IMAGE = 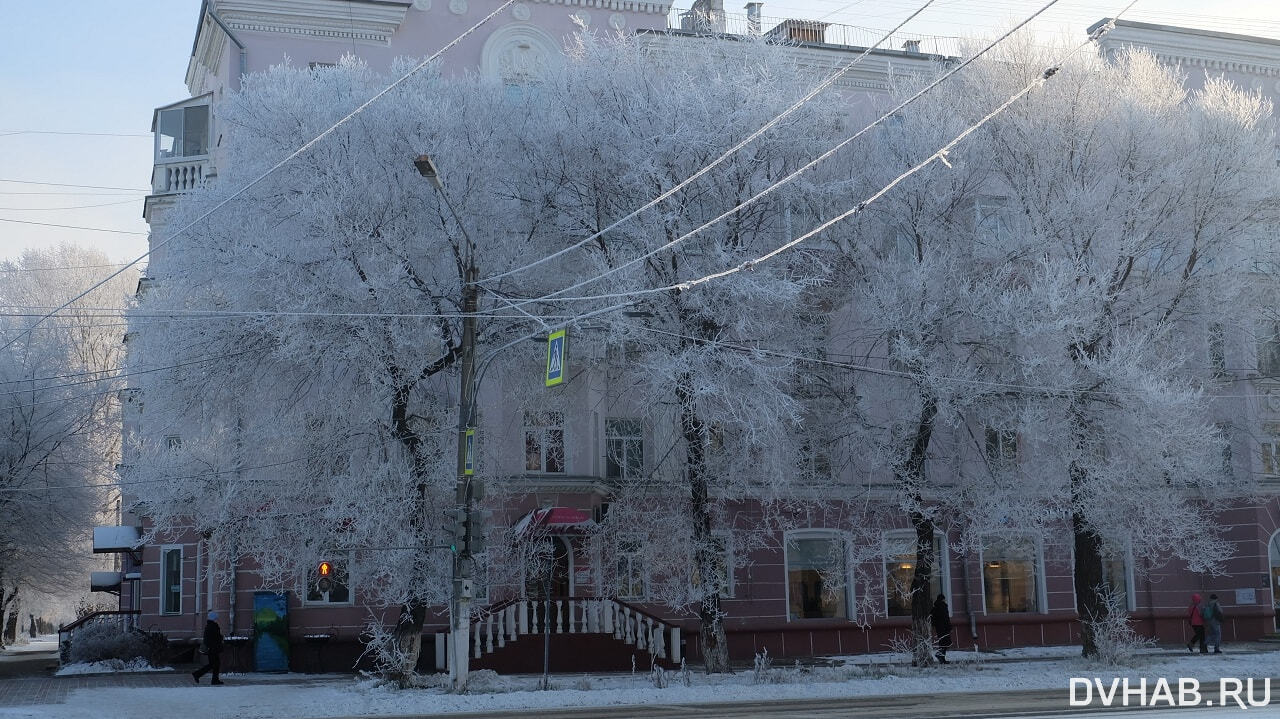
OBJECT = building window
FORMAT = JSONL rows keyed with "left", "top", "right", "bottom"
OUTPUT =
{"left": 1258, "top": 323, "right": 1280, "bottom": 377}
{"left": 164, "top": 435, "right": 182, "bottom": 451}
{"left": 1208, "top": 323, "right": 1226, "bottom": 377}
{"left": 616, "top": 539, "right": 645, "bottom": 600}
{"left": 156, "top": 105, "right": 209, "bottom": 160}
{"left": 786, "top": 533, "right": 847, "bottom": 620}
{"left": 1261, "top": 422, "right": 1280, "bottom": 477}
{"left": 981, "top": 537, "right": 1041, "bottom": 614}
{"left": 973, "top": 197, "right": 1009, "bottom": 244}
{"left": 161, "top": 546, "right": 182, "bottom": 615}
{"left": 1100, "top": 553, "right": 1135, "bottom": 612}
{"left": 305, "top": 557, "right": 351, "bottom": 604}
{"left": 524, "top": 411, "right": 564, "bottom": 473}
{"left": 884, "top": 531, "right": 946, "bottom": 617}
{"left": 605, "top": 418, "right": 643, "bottom": 479}
{"left": 985, "top": 427, "right": 1018, "bottom": 469}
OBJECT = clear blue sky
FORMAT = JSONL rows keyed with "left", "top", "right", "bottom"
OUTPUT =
{"left": 0, "top": 1, "right": 200, "bottom": 262}
{"left": 1, "top": 0, "right": 1277, "bottom": 264}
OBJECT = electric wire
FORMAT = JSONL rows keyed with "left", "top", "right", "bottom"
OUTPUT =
{"left": 476, "top": 0, "right": 943, "bottom": 285}
{"left": 0, "top": 179, "right": 150, "bottom": 191}
{"left": 0, "top": 218, "right": 146, "bottom": 234}
{"left": 506, "top": 0, "right": 1073, "bottom": 309}
{"left": 0, "top": 0, "right": 518, "bottom": 357}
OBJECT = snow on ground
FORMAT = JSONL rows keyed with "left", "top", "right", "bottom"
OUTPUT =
{"left": 0, "top": 637, "right": 58, "bottom": 656}
{"left": 54, "top": 659, "right": 173, "bottom": 676}
{"left": 829, "top": 643, "right": 1167, "bottom": 665}
{"left": 3, "top": 649, "right": 1280, "bottom": 719}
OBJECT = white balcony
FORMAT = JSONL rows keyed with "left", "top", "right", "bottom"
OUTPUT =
{"left": 149, "top": 94, "right": 212, "bottom": 197}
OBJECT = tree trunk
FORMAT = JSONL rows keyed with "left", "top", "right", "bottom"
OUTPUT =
{"left": 2, "top": 599, "right": 18, "bottom": 645}
{"left": 1071, "top": 461, "right": 1107, "bottom": 659}
{"left": 902, "top": 394, "right": 938, "bottom": 667}
{"left": 909, "top": 510, "right": 937, "bottom": 667}
{"left": 389, "top": 600, "right": 428, "bottom": 685}
{"left": 388, "top": 376, "right": 430, "bottom": 683}
{"left": 678, "top": 371, "right": 729, "bottom": 673}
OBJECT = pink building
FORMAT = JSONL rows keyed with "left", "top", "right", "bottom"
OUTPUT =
{"left": 84, "top": 4, "right": 1280, "bottom": 674}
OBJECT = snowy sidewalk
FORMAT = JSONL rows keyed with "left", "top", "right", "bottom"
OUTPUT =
{"left": 3, "top": 646, "right": 1280, "bottom": 719}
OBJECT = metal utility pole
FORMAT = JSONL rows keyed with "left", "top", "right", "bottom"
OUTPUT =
{"left": 451, "top": 264, "right": 477, "bottom": 690}
{"left": 415, "top": 154, "right": 480, "bottom": 691}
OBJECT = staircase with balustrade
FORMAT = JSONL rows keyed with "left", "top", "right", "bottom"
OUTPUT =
{"left": 438, "top": 597, "right": 682, "bottom": 674}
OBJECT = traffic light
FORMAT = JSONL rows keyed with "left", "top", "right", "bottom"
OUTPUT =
{"left": 316, "top": 561, "right": 333, "bottom": 593}
{"left": 450, "top": 508, "right": 468, "bottom": 554}
{"left": 465, "top": 509, "right": 489, "bottom": 555}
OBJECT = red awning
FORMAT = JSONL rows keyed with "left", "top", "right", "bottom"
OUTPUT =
{"left": 511, "top": 507, "right": 593, "bottom": 538}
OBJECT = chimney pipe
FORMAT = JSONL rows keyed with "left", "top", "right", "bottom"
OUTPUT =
{"left": 745, "top": 2, "right": 762, "bottom": 36}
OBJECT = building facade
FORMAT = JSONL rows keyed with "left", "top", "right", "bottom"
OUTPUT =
{"left": 87, "top": 3, "right": 1280, "bottom": 673}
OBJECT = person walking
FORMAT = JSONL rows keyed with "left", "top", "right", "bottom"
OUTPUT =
{"left": 1204, "top": 594, "right": 1225, "bottom": 654}
{"left": 1187, "top": 593, "right": 1207, "bottom": 654}
{"left": 931, "top": 593, "right": 953, "bottom": 664}
{"left": 192, "top": 611, "right": 225, "bottom": 685}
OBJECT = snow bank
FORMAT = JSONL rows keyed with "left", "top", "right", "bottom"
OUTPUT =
{"left": 55, "top": 659, "right": 173, "bottom": 676}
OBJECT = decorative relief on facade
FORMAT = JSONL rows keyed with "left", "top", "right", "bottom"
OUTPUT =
{"left": 609, "top": 13, "right": 626, "bottom": 30}
{"left": 449, "top": 0, "right": 468, "bottom": 15}
{"left": 526, "top": 0, "right": 671, "bottom": 16}
{"left": 480, "top": 23, "right": 561, "bottom": 82}
{"left": 512, "top": 2, "right": 531, "bottom": 20}
{"left": 413, "top": 0, "right": 432, "bottom": 10}
{"left": 214, "top": 1, "right": 411, "bottom": 45}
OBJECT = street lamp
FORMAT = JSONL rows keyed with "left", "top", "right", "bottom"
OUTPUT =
{"left": 413, "top": 154, "right": 443, "bottom": 190}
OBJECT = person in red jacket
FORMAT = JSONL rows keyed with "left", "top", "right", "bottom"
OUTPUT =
{"left": 1186, "top": 594, "right": 1207, "bottom": 654}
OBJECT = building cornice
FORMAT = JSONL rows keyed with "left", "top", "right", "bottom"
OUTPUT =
{"left": 1097, "top": 19, "right": 1280, "bottom": 81}
{"left": 529, "top": 0, "right": 671, "bottom": 16}
{"left": 213, "top": 0, "right": 412, "bottom": 46}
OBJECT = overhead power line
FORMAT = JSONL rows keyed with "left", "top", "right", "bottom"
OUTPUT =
{"left": 0, "top": 0, "right": 518, "bottom": 357}
{"left": 0, "top": 199, "right": 140, "bottom": 212}
{"left": 509, "top": 0, "right": 1071, "bottom": 309}
{"left": 479, "top": 0, "right": 942, "bottom": 286}
{"left": 0, "top": 218, "right": 146, "bottom": 235}
{"left": 0, "top": 130, "right": 151, "bottom": 138}
{"left": 0, "top": 179, "right": 150, "bottom": 191}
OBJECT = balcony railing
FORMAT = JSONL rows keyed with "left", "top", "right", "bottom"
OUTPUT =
{"left": 152, "top": 157, "right": 210, "bottom": 194}
{"left": 667, "top": 6, "right": 964, "bottom": 57}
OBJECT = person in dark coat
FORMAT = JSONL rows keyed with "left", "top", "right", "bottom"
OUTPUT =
{"left": 192, "top": 611, "right": 225, "bottom": 685}
{"left": 931, "top": 593, "right": 953, "bottom": 664}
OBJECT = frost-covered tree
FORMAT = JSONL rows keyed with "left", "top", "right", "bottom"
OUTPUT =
{"left": 0, "top": 245, "right": 136, "bottom": 645}
{"left": 839, "top": 45, "right": 1275, "bottom": 661}
{"left": 493, "top": 35, "right": 853, "bottom": 673}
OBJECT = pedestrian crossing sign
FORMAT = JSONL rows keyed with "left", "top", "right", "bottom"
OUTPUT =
{"left": 545, "top": 328, "right": 566, "bottom": 387}
{"left": 464, "top": 428, "right": 475, "bottom": 475}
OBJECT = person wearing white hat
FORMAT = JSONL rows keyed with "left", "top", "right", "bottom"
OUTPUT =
{"left": 192, "top": 611, "right": 225, "bottom": 685}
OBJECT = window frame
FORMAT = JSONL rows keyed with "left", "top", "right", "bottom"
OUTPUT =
{"left": 154, "top": 104, "right": 210, "bottom": 162}
{"left": 1099, "top": 546, "right": 1137, "bottom": 613}
{"left": 978, "top": 535, "right": 1046, "bottom": 615}
{"left": 604, "top": 418, "right": 644, "bottom": 480}
{"left": 160, "top": 545, "right": 183, "bottom": 615}
{"left": 882, "top": 529, "right": 950, "bottom": 617}
{"left": 524, "top": 411, "right": 565, "bottom": 474}
{"left": 783, "top": 530, "right": 851, "bottom": 622}
{"left": 615, "top": 537, "right": 646, "bottom": 601}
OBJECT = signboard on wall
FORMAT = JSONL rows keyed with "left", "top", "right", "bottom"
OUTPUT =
{"left": 1236, "top": 588, "right": 1257, "bottom": 605}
